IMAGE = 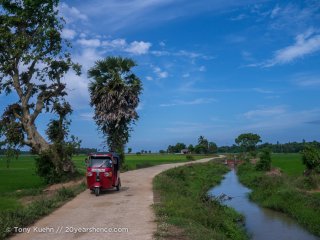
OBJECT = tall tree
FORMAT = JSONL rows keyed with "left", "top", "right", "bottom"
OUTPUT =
{"left": 197, "top": 135, "right": 209, "bottom": 154}
{"left": 208, "top": 142, "right": 218, "bottom": 154}
{"left": 235, "top": 133, "right": 261, "bottom": 156}
{"left": 88, "top": 57, "right": 142, "bottom": 164}
{"left": 0, "top": 0, "right": 80, "bottom": 173}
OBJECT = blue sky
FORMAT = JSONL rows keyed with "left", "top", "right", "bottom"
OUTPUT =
{"left": 2, "top": 0, "right": 320, "bottom": 152}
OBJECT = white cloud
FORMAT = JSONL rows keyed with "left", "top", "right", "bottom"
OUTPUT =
{"left": 61, "top": 28, "right": 77, "bottom": 40}
{"left": 63, "top": 48, "right": 103, "bottom": 109}
{"left": 146, "top": 76, "right": 153, "bottom": 81}
{"left": 153, "top": 67, "right": 168, "bottom": 79}
{"left": 77, "top": 38, "right": 101, "bottom": 47}
{"left": 265, "top": 29, "right": 320, "bottom": 67}
{"left": 125, "top": 41, "right": 152, "bottom": 55}
{"left": 160, "top": 98, "right": 216, "bottom": 107}
{"left": 59, "top": 2, "right": 88, "bottom": 23}
{"left": 102, "top": 38, "right": 127, "bottom": 49}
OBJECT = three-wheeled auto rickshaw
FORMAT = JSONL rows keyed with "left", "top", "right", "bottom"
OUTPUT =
{"left": 86, "top": 152, "right": 121, "bottom": 196}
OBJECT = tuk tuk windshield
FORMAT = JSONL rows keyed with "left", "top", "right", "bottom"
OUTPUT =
{"left": 89, "top": 157, "right": 112, "bottom": 168}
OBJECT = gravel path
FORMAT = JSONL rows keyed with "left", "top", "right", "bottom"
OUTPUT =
{"left": 11, "top": 156, "right": 222, "bottom": 240}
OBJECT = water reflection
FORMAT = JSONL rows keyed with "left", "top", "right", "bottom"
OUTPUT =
{"left": 209, "top": 170, "right": 319, "bottom": 240}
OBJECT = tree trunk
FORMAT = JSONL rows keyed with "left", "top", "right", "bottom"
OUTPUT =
{"left": 23, "top": 117, "right": 75, "bottom": 174}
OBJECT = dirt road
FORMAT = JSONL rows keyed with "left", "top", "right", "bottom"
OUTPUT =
{"left": 11, "top": 157, "right": 222, "bottom": 240}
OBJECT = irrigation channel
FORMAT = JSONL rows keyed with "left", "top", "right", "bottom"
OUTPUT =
{"left": 209, "top": 169, "right": 319, "bottom": 240}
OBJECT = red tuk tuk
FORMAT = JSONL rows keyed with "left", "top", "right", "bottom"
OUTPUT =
{"left": 86, "top": 152, "right": 121, "bottom": 196}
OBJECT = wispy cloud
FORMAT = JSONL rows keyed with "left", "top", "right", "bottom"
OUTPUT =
{"left": 75, "top": 0, "right": 268, "bottom": 32}
{"left": 79, "top": 112, "right": 93, "bottom": 121}
{"left": 179, "top": 82, "right": 275, "bottom": 94}
{"left": 293, "top": 73, "right": 320, "bottom": 87}
{"left": 59, "top": 2, "right": 88, "bottom": 23}
{"left": 242, "top": 108, "right": 320, "bottom": 131}
{"left": 77, "top": 38, "right": 101, "bottom": 47}
{"left": 265, "top": 28, "right": 320, "bottom": 67}
{"left": 153, "top": 67, "right": 168, "bottom": 79}
{"left": 125, "top": 41, "right": 152, "bottom": 55}
{"left": 151, "top": 49, "right": 213, "bottom": 60}
{"left": 76, "top": 37, "right": 152, "bottom": 55}
{"left": 243, "top": 105, "right": 287, "bottom": 119}
{"left": 61, "top": 28, "right": 77, "bottom": 40}
{"left": 160, "top": 98, "right": 216, "bottom": 107}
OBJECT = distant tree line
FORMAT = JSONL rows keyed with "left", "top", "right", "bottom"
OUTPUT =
{"left": 0, "top": 147, "right": 97, "bottom": 156}
{"left": 164, "top": 136, "right": 218, "bottom": 154}
{"left": 218, "top": 140, "right": 320, "bottom": 153}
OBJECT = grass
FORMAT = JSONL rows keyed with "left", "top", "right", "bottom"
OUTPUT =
{"left": 153, "top": 161, "right": 248, "bottom": 240}
{"left": 0, "top": 153, "right": 213, "bottom": 211}
{"left": 0, "top": 183, "right": 86, "bottom": 239}
{"left": 237, "top": 162, "right": 320, "bottom": 237}
{"left": 271, "top": 153, "right": 305, "bottom": 176}
{"left": 0, "top": 153, "right": 214, "bottom": 238}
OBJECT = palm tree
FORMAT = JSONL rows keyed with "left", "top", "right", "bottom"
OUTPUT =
{"left": 88, "top": 57, "right": 142, "bottom": 163}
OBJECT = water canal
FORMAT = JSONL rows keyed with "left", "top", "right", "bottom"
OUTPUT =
{"left": 209, "top": 169, "right": 319, "bottom": 240}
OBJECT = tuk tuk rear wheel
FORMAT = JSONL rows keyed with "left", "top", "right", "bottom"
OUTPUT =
{"left": 94, "top": 187, "right": 100, "bottom": 196}
{"left": 116, "top": 179, "right": 121, "bottom": 191}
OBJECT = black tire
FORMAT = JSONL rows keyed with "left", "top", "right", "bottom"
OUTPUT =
{"left": 116, "top": 179, "right": 121, "bottom": 191}
{"left": 95, "top": 187, "right": 100, "bottom": 196}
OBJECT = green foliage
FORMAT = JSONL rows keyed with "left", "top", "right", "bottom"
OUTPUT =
{"left": 35, "top": 150, "right": 58, "bottom": 184}
{"left": 0, "top": 183, "right": 85, "bottom": 239}
{"left": 185, "top": 154, "right": 194, "bottom": 161}
{"left": 167, "top": 143, "right": 186, "bottom": 153}
{"left": 88, "top": 56, "right": 143, "bottom": 165}
{"left": 187, "top": 144, "right": 194, "bottom": 153}
{"left": 153, "top": 162, "right": 247, "bottom": 240}
{"left": 256, "top": 148, "right": 272, "bottom": 171}
{"left": 208, "top": 142, "right": 218, "bottom": 153}
{"left": 235, "top": 133, "right": 261, "bottom": 158}
{"left": 302, "top": 145, "right": 320, "bottom": 173}
{"left": 33, "top": 101, "right": 81, "bottom": 183}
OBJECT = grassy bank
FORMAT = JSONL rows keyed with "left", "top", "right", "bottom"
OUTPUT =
{"left": 0, "top": 183, "right": 86, "bottom": 239}
{"left": 153, "top": 161, "right": 248, "bottom": 240}
{"left": 237, "top": 162, "right": 320, "bottom": 236}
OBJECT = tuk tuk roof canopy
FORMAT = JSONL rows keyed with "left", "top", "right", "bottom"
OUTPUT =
{"left": 89, "top": 152, "right": 120, "bottom": 159}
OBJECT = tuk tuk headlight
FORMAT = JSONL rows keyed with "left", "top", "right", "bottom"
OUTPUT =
{"left": 104, "top": 172, "right": 112, "bottom": 177}
{"left": 87, "top": 172, "right": 93, "bottom": 177}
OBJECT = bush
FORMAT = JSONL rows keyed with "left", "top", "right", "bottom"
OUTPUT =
{"left": 35, "top": 151, "right": 61, "bottom": 184}
{"left": 35, "top": 149, "right": 80, "bottom": 184}
{"left": 186, "top": 154, "right": 195, "bottom": 161}
{"left": 256, "top": 148, "right": 271, "bottom": 171}
{"left": 302, "top": 145, "right": 320, "bottom": 174}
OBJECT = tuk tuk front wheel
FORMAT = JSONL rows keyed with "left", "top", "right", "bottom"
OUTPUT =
{"left": 94, "top": 187, "right": 100, "bottom": 196}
